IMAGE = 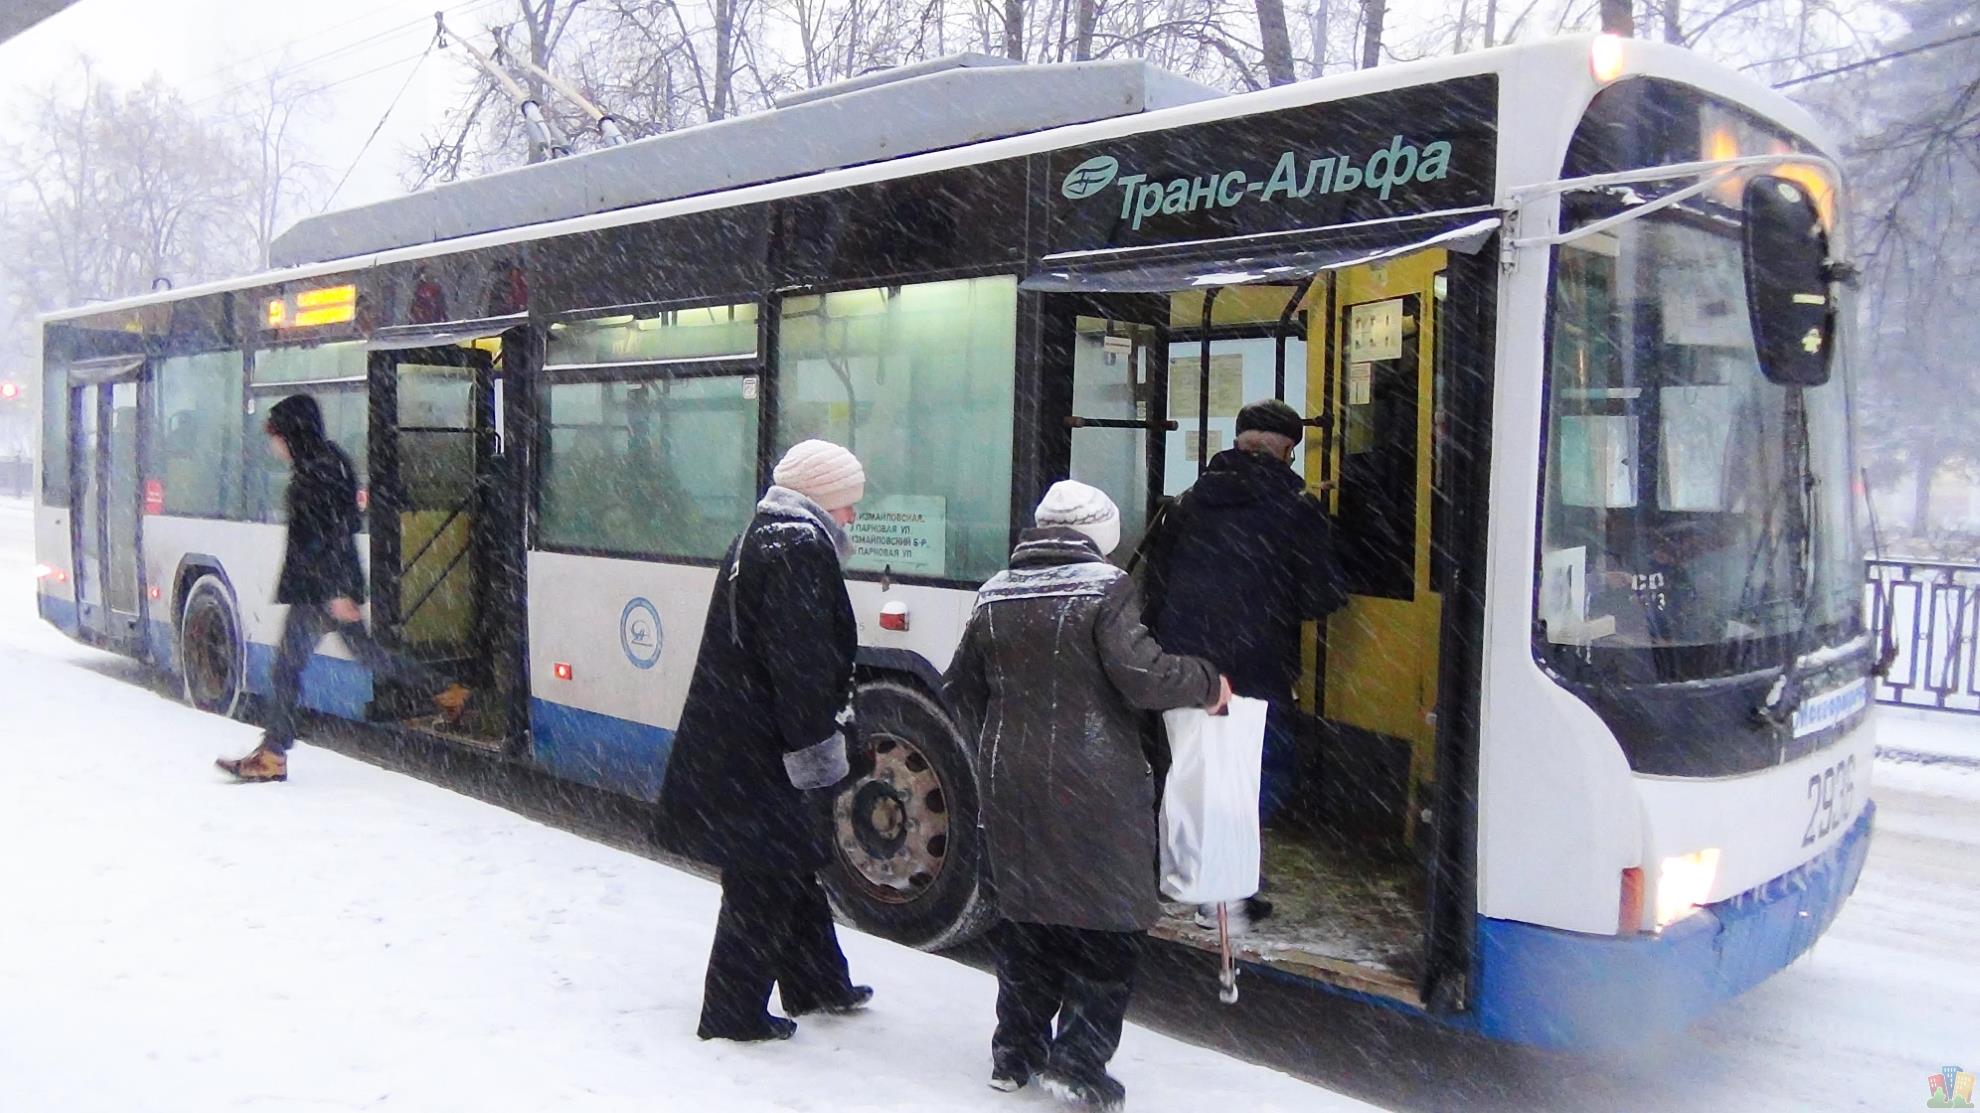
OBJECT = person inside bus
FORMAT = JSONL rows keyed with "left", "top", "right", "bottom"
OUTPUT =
{"left": 654, "top": 438, "right": 876, "bottom": 1043}
{"left": 1137, "top": 398, "right": 1347, "bottom": 933}
{"left": 216, "top": 394, "right": 471, "bottom": 783}
{"left": 944, "top": 480, "right": 1229, "bottom": 1109}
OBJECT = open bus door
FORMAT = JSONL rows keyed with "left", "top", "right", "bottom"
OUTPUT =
{"left": 1315, "top": 251, "right": 1447, "bottom": 851}
{"left": 1055, "top": 293, "right": 1174, "bottom": 561}
{"left": 367, "top": 341, "right": 506, "bottom": 745}
{"left": 66, "top": 358, "right": 146, "bottom": 654}
{"left": 1043, "top": 280, "right": 1439, "bottom": 1005}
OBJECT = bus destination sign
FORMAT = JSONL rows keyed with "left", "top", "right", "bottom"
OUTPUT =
{"left": 1047, "top": 75, "right": 1497, "bottom": 255}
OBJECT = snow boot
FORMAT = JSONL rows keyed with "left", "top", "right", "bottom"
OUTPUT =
{"left": 1038, "top": 1068, "right": 1126, "bottom": 1111}
{"left": 433, "top": 683, "right": 472, "bottom": 724}
{"left": 988, "top": 1054, "right": 1035, "bottom": 1092}
{"left": 786, "top": 985, "right": 873, "bottom": 1017}
{"left": 696, "top": 1015, "right": 797, "bottom": 1042}
{"left": 216, "top": 745, "right": 287, "bottom": 783}
{"left": 1194, "top": 897, "right": 1270, "bottom": 933}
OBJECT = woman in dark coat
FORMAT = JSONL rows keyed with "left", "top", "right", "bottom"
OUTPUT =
{"left": 655, "top": 439, "right": 873, "bottom": 1042}
{"left": 944, "top": 480, "right": 1228, "bottom": 1110}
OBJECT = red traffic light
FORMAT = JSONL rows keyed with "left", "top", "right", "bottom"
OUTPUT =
{"left": 0, "top": 381, "right": 19, "bottom": 401}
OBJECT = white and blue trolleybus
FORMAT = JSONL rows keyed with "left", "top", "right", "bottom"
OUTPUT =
{"left": 30, "top": 34, "right": 1875, "bottom": 1049}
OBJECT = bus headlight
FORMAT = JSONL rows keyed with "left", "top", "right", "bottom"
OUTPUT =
{"left": 1655, "top": 848, "right": 1722, "bottom": 928}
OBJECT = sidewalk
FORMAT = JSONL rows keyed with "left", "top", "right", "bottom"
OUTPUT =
{"left": 0, "top": 531, "right": 1361, "bottom": 1113}
{"left": 1877, "top": 707, "right": 1980, "bottom": 769}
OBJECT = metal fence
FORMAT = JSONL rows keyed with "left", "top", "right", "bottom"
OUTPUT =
{"left": 1867, "top": 558, "right": 1980, "bottom": 716}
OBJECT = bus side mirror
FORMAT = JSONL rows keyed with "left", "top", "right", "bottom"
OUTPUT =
{"left": 1741, "top": 175, "right": 1834, "bottom": 387}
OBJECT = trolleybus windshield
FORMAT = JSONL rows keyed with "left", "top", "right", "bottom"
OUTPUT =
{"left": 1537, "top": 78, "right": 1860, "bottom": 685}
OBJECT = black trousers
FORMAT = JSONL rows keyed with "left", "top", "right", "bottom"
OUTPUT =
{"left": 264, "top": 603, "right": 441, "bottom": 753}
{"left": 699, "top": 869, "right": 855, "bottom": 1035}
{"left": 992, "top": 920, "right": 1143, "bottom": 1082}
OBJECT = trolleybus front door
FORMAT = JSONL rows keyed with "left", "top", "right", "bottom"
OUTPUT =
{"left": 68, "top": 374, "right": 145, "bottom": 651}
{"left": 1318, "top": 251, "right": 1449, "bottom": 851}
{"left": 1057, "top": 294, "right": 1172, "bottom": 560}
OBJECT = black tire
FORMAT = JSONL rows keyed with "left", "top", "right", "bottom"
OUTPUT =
{"left": 179, "top": 573, "right": 247, "bottom": 719}
{"left": 821, "top": 679, "right": 995, "bottom": 951}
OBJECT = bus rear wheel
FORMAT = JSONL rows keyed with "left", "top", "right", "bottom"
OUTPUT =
{"left": 179, "top": 574, "right": 246, "bottom": 719}
{"left": 823, "top": 679, "right": 993, "bottom": 951}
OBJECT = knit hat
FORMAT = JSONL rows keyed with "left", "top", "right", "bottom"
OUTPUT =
{"left": 1236, "top": 398, "right": 1305, "bottom": 442}
{"left": 1034, "top": 480, "right": 1122, "bottom": 556}
{"left": 773, "top": 439, "right": 866, "bottom": 511}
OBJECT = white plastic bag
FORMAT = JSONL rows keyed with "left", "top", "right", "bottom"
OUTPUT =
{"left": 1158, "top": 696, "right": 1268, "bottom": 905}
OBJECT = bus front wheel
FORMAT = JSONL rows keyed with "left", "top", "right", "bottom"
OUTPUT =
{"left": 823, "top": 679, "right": 994, "bottom": 951}
{"left": 179, "top": 573, "right": 247, "bottom": 719}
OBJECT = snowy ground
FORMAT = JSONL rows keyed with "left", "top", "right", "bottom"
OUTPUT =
{"left": 3, "top": 493, "right": 1974, "bottom": 1112}
{"left": 0, "top": 498, "right": 1362, "bottom": 1112}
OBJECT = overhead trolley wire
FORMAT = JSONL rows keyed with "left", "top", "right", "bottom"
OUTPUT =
{"left": 1771, "top": 27, "right": 1980, "bottom": 89}
{"left": 319, "top": 31, "right": 443, "bottom": 212}
{"left": 184, "top": 0, "right": 507, "bottom": 108}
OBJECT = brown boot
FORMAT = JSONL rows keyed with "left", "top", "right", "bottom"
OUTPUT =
{"left": 216, "top": 745, "right": 287, "bottom": 783}
{"left": 433, "top": 683, "right": 472, "bottom": 724}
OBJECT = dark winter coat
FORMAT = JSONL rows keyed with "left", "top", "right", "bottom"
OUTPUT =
{"left": 1140, "top": 448, "right": 1346, "bottom": 702}
{"left": 268, "top": 394, "right": 366, "bottom": 606}
{"left": 943, "top": 528, "right": 1221, "bottom": 932}
{"left": 655, "top": 486, "right": 858, "bottom": 874}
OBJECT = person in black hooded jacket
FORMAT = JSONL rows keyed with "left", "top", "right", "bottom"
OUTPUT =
{"left": 1139, "top": 398, "right": 1347, "bottom": 928}
{"left": 216, "top": 394, "right": 468, "bottom": 782}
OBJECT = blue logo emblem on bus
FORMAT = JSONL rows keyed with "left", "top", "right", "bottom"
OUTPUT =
{"left": 620, "top": 597, "right": 662, "bottom": 670}
{"left": 1062, "top": 155, "right": 1119, "bottom": 199}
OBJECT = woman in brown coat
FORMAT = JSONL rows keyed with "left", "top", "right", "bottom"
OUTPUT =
{"left": 944, "top": 480, "right": 1228, "bottom": 1111}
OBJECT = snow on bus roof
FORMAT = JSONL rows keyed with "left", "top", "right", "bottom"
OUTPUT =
{"left": 268, "top": 54, "right": 1227, "bottom": 269}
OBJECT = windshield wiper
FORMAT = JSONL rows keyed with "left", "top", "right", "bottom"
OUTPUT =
{"left": 1753, "top": 396, "right": 1818, "bottom": 729}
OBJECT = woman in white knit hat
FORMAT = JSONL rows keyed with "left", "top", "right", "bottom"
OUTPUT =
{"left": 656, "top": 439, "right": 874, "bottom": 1041}
{"left": 944, "top": 479, "right": 1229, "bottom": 1109}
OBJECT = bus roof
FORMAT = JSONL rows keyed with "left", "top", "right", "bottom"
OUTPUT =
{"left": 269, "top": 53, "right": 1227, "bottom": 268}
{"left": 43, "top": 34, "right": 1833, "bottom": 326}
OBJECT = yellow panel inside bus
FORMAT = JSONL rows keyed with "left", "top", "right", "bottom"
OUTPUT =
{"left": 399, "top": 510, "right": 474, "bottom": 648}
{"left": 1299, "top": 249, "right": 1446, "bottom": 846}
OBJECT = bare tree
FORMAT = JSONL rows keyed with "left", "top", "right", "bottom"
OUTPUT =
{"left": 230, "top": 68, "right": 328, "bottom": 268}
{"left": 1360, "top": 0, "right": 1385, "bottom": 67}
{"left": 1823, "top": 0, "right": 1980, "bottom": 536}
{"left": 1256, "top": 0, "right": 1298, "bottom": 82}
{"left": 1073, "top": 0, "right": 1099, "bottom": 59}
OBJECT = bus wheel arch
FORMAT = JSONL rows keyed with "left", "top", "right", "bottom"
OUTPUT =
{"left": 178, "top": 568, "right": 247, "bottom": 720}
{"left": 822, "top": 676, "right": 995, "bottom": 952}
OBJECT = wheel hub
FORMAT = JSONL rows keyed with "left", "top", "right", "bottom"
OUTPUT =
{"left": 183, "top": 600, "right": 237, "bottom": 708}
{"left": 833, "top": 732, "right": 950, "bottom": 905}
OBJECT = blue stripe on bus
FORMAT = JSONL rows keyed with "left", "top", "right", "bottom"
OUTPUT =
{"left": 146, "top": 620, "right": 175, "bottom": 673}
{"left": 529, "top": 698, "right": 673, "bottom": 802}
{"left": 38, "top": 592, "right": 79, "bottom": 637}
{"left": 242, "top": 640, "right": 375, "bottom": 721}
{"left": 1471, "top": 801, "right": 1875, "bottom": 1050}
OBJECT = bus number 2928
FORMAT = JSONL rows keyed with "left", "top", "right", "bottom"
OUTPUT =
{"left": 1803, "top": 755, "right": 1857, "bottom": 848}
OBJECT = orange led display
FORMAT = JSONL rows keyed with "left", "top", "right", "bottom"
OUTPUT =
{"left": 265, "top": 284, "right": 357, "bottom": 329}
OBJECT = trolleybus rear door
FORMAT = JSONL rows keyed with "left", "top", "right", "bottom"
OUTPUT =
{"left": 368, "top": 344, "right": 498, "bottom": 725}
{"left": 67, "top": 362, "right": 146, "bottom": 652}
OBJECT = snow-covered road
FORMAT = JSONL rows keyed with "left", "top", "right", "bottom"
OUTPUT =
{"left": 2, "top": 496, "right": 1972, "bottom": 1112}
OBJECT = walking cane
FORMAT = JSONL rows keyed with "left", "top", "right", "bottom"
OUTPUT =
{"left": 1216, "top": 902, "right": 1240, "bottom": 1004}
